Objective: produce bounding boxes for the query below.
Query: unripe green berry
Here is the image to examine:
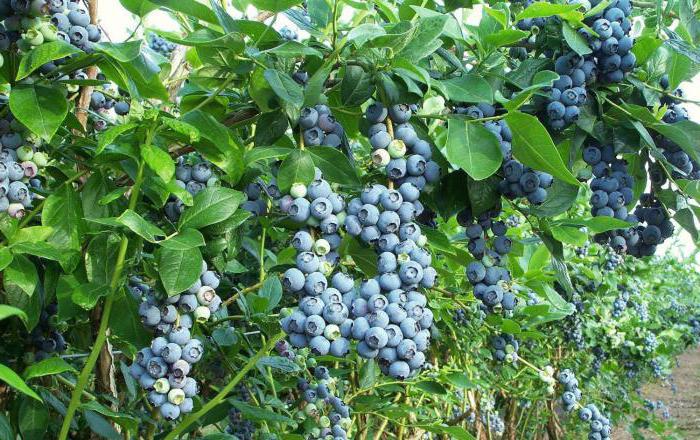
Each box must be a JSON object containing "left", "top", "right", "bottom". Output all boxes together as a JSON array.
[
  {"left": 313, "top": 239, "right": 331, "bottom": 256},
  {"left": 290, "top": 182, "right": 307, "bottom": 198},
  {"left": 16, "top": 146, "right": 33, "bottom": 161},
  {"left": 387, "top": 140, "right": 406, "bottom": 158},
  {"left": 154, "top": 378, "right": 170, "bottom": 393},
  {"left": 194, "top": 305, "right": 211, "bottom": 322},
  {"left": 416, "top": 234, "right": 428, "bottom": 247},
  {"left": 323, "top": 324, "right": 340, "bottom": 340},
  {"left": 22, "top": 28, "right": 44, "bottom": 46},
  {"left": 319, "top": 416, "right": 331, "bottom": 428},
  {"left": 168, "top": 388, "right": 186, "bottom": 405},
  {"left": 304, "top": 403, "right": 318, "bottom": 417}
]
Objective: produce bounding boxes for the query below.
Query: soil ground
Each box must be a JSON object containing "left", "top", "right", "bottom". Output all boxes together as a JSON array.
[{"left": 613, "top": 347, "right": 700, "bottom": 439}]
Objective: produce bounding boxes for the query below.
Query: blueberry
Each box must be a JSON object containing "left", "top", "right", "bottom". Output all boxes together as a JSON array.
[
  {"left": 357, "top": 341, "right": 378, "bottom": 359},
  {"left": 192, "top": 162, "right": 212, "bottom": 182},
  {"left": 289, "top": 198, "right": 311, "bottom": 222},
  {"left": 386, "top": 158, "right": 407, "bottom": 180},
  {"left": 547, "top": 101, "right": 566, "bottom": 120},
  {"left": 299, "top": 107, "right": 319, "bottom": 129},
  {"left": 389, "top": 361, "right": 410, "bottom": 379},
  {"left": 388, "top": 104, "right": 412, "bottom": 123},
  {"left": 304, "top": 271, "right": 327, "bottom": 295},
  {"left": 370, "top": 131, "right": 392, "bottom": 150},
  {"left": 366, "top": 102, "right": 388, "bottom": 123},
  {"left": 304, "top": 127, "right": 325, "bottom": 146}
]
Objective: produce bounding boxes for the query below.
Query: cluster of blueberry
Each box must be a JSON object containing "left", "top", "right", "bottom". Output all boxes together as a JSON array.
[
  {"left": 90, "top": 90, "right": 130, "bottom": 117},
  {"left": 164, "top": 156, "right": 218, "bottom": 222},
  {"left": 279, "top": 26, "right": 298, "bottom": 41},
  {"left": 634, "top": 300, "right": 649, "bottom": 321},
  {"left": 563, "top": 313, "right": 585, "bottom": 350},
  {"left": 591, "top": 346, "right": 607, "bottom": 374},
  {"left": 642, "top": 333, "right": 658, "bottom": 353},
  {"left": 243, "top": 177, "right": 283, "bottom": 216},
  {"left": 226, "top": 384, "right": 255, "bottom": 439},
  {"left": 581, "top": 0, "right": 636, "bottom": 83},
  {"left": 490, "top": 333, "right": 519, "bottom": 364},
  {"left": 649, "top": 358, "right": 663, "bottom": 378},
  {"left": 149, "top": 34, "right": 176, "bottom": 58},
  {"left": 611, "top": 283, "right": 634, "bottom": 317},
  {"left": 584, "top": 143, "right": 634, "bottom": 219},
  {"left": 0, "top": 0, "right": 99, "bottom": 58},
  {"left": 365, "top": 102, "right": 440, "bottom": 188},
  {"left": 29, "top": 303, "right": 67, "bottom": 361},
  {"left": 461, "top": 209, "right": 518, "bottom": 314},
  {"left": 48, "top": 0, "right": 101, "bottom": 51},
  {"left": 546, "top": 52, "right": 592, "bottom": 130},
  {"left": 452, "top": 103, "right": 554, "bottom": 204},
  {"left": 0, "top": 110, "right": 47, "bottom": 218},
  {"left": 557, "top": 369, "right": 583, "bottom": 412},
  {"left": 300, "top": 105, "right": 346, "bottom": 149},
  {"left": 626, "top": 193, "right": 673, "bottom": 257},
  {"left": 344, "top": 183, "right": 435, "bottom": 378},
  {"left": 578, "top": 403, "right": 613, "bottom": 440},
  {"left": 499, "top": 156, "right": 553, "bottom": 205},
  {"left": 297, "top": 367, "right": 352, "bottom": 439},
  {"left": 127, "top": 264, "right": 223, "bottom": 420},
  {"left": 477, "top": 397, "right": 505, "bottom": 436},
  {"left": 654, "top": 80, "right": 700, "bottom": 180}
]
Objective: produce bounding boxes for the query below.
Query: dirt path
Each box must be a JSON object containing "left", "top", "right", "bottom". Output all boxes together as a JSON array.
[{"left": 614, "top": 346, "right": 700, "bottom": 439}]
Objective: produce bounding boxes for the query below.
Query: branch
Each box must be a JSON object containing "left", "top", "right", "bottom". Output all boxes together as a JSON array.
[{"left": 75, "top": 0, "right": 99, "bottom": 130}]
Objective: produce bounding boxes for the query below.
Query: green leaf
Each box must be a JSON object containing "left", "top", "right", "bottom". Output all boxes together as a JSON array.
[
  {"left": 359, "top": 359, "right": 379, "bottom": 388},
  {"left": 340, "top": 235, "right": 378, "bottom": 277},
  {"left": 116, "top": 209, "right": 166, "bottom": 242},
  {"left": 245, "top": 146, "right": 293, "bottom": 165},
  {"left": 0, "top": 414, "right": 13, "bottom": 440},
  {"left": 9, "top": 84, "right": 68, "bottom": 141},
  {"left": 94, "top": 40, "right": 143, "bottom": 62},
  {"left": 230, "top": 400, "right": 293, "bottom": 423},
  {"left": 178, "top": 187, "right": 245, "bottom": 230},
  {"left": 0, "top": 247, "right": 13, "bottom": 271},
  {"left": 16, "top": 41, "right": 80, "bottom": 80},
  {"left": 141, "top": 144, "right": 175, "bottom": 183},
  {"left": 18, "top": 396, "right": 48, "bottom": 438},
  {"left": 264, "top": 41, "right": 322, "bottom": 58},
  {"left": 161, "top": 117, "right": 201, "bottom": 143},
  {"left": 303, "top": 59, "right": 335, "bottom": 107},
  {"left": 251, "top": 0, "right": 301, "bottom": 12},
  {"left": 551, "top": 225, "right": 588, "bottom": 246},
  {"left": 347, "top": 23, "right": 387, "bottom": 47},
  {"left": 0, "top": 364, "right": 41, "bottom": 401},
  {"left": 71, "top": 282, "right": 111, "bottom": 310},
  {"left": 259, "top": 276, "right": 282, "bottom": 312},
  {"left": 159, "top": 229, "right": 205, "bottom": 250},
  {"left": 256, "top": 356, "right": 300, "bottom": 373},
  {"left": 85, "top": 234, "right": 122, "bottom": 286},
  {"left": 4, "top": 254, "right": 38, "bottom": 297},
  {"left": 437, "top": 75, "right": 493, "bottom": 104},
  {"left": 96, "top": 123, "right": 138, "bottom": 155},
  {"left": 307, "top": 147, "right": 361, "bottom": 187},
  {"left": 562, "top": 22, "right": 592, "bottom": 56},
  {"left": 551, "top": 216, "right": 632, "bottom": 233},
  {"left": 528, "top": 181, "right": 579, "bottom": 217},
  {"left": 504, "top": 112, "right": 579, "bottom": 186},
  {"left": 0, "top": 304, "right": 27, "bottom": 324},
  {"left": 253, "top": 112, "right": 289, "bottom": 148},
  {"left": 446, "top": 120, "right": 502, "bottom": 180},
  {"left": 397, "top": 15, "right": 448, "bottom": 62},
  {"left": 42, "top": 180, "right": 83, "bottom": 251},
  {"left": 264, "top": 69, "right": 304, "bottom": 109},
  {"left": 277, "top": 149, "right": 315, "bottom": 193},
  {"left": 158, "top": 246, "right": 203, "bottom": 296},
  {"left": 80, "top": 401, "right": 139, "bottom": 433},
  {"left": 341, "top": 65, "right": 374, "bottom": 106},
  {"left": 516, "top": 2, "right": 580, "bottom": 20},
  {"left": 83, "top": 411, "right": 121, "bottom": 440},
  {"left": 23, "top": 357, "right": 76, "bottom": 380},
  {"left": 650, "top": 120, "right": 700, "bottom": 164},
  {"left": 484, "top": 29, "right": 529, "bottom": 49},
  {"left": 148, "top": 0, "right": 218, "bottom": 24}
]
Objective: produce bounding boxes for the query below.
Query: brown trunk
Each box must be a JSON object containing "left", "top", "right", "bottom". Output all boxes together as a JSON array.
[
  {"left": 503, "top": 398, "right": 518, "bottom": 440},
  {"left": 545, "top": 400, "right": 562, "bottom": 440},
  {"left": 467, "top": 391, "right": 488, "bottom": 440},
  {"left": 75, "top": 0, "right": 99, "bottom": 130}
]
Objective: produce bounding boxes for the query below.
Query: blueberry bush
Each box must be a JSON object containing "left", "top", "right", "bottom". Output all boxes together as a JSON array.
[{"left": 0, "top": 0, "right": 700, "bottom": 439}]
